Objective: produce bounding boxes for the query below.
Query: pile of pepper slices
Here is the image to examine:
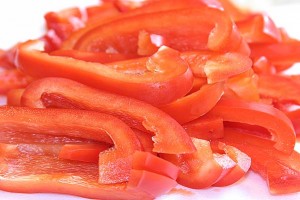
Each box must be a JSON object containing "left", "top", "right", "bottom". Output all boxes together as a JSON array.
[{"left": 1, "top": 0, "right": 300, "bottom": 199}]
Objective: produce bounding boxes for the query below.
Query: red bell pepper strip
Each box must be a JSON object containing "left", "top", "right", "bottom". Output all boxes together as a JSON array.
[
  {"left": 207, "top": 98, "right": 296, "bottom": 154},
  {"left": 200, "top": 52, "right": 252, "bottom": 83},
  {"left": 212, "top": 142, "right": 251, "bottom": 187},
  {"left": 236, "top": 13, "right": 281, "bottom": 43},
  {"left": 0, "top": 106, "right": 142, "bottom": 184},
  {"left": 266, "top": 161, "right": 300, "bottom": 194},
  {"left": 62, "top": 0, "right": 225, "bottom": 51},
  {"left": 181, "top": 51, "right": 252, "bottom": 83},
  {"left": 160, "top": 82, "right": 224, "bottom": 124},
  {"left": 250, "top": 42, "right": 300, "bottom": 68},
  {"left": 59, "top": 143, "right": 111, "bottom": 163},
  {"left": 16, "top": 40, "right": 193, "bottom": 105},
  {"left": 217, "top": 127, "right": 300, "bottom": 194},
  {"left": 212, "top": 153, "right": 236, "bottom": 184},
  {"left": 127, "top": 169, "right": 177, "bottom": 198},
  {"left": 21, "top": 77, "right": 196, "bottom": 154},
  {"left": 258, "top": 74, "right": 300, "bottom": 105},
  {"left": 183, "top": 116, "right": 224, "bottom": 140},
  {"left": 132, "top": 151, "right": 179, "bottom": 180},
  {"left": 161, "top": 138, "right": 223, "bottom": 189},
  {"left": 73, "top": 7, "right": 243, "bottom": 54},
  {"left": 0, "top": 153, "right": 151, "bottom": 200}
]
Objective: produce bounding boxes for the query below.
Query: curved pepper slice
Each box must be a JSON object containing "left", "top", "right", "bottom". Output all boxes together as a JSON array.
[
  {"left": 73, "top": 7, "right": 242, "bottom": 53},
  {"left": 236, "top": 13, "right": 281, "bottom": 43},
  {"left": 208, "top": 98, "right": 296, "bottom": 154},
  {"left": 61, "top": 0, "right": 224, "bottom": 50},
  {"left": 160, "top": 82, "right": 224, "bottom": 124},
  {"left": 212, "top": 142, "right": 251, "bottom": 187},
  {"left": 181, "top": 51, "right": 252, "bottom": 83},
  {"left": 21, "top": 77, "right": 196, "bottom": 154},
  {"left": 161, "top": 138, "right": 223, "bottom": 189},
  {"left": 16, "top": 40, "right": 193, "bottom": 105},
  {"left": 0, "top": 106, "right": 141, "bottom": 184}
]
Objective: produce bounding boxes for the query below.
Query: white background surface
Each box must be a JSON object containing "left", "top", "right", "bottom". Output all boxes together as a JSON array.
[{"left": 1, "top": 0, "right": 300, "bottom": 200}]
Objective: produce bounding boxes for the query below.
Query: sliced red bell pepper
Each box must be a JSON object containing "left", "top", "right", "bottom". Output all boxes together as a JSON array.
[
  {"left": 132, "top": 151, "right": 179, "bottom": 180},
  {"left": 161, "top": 138, "right": 223, "bottom": 189},
  {"left": 16, "top": 40, "right": 193, "bottom": 105},
  {"left": 183, "top": 116, "right": 224, "bottom": 140},
  {"left": 62, "top": 0, "right": 225, "bottom": 50},
  {"left": 212, "top": 142, "right": 251, "bottom": 187},
  {"left": 207, "top": 98, "right": 296, "bottom": 154},
  {"left": 0, "top": 106, "right": 142, "bottom": 184},
  {"left": 266, "top": 161, "right": 300, "bottom": 194},
  {"left": 258, "top": 74, "right": 300, "bottom": 105},
  {"left": 212, "top": 153, "right": 236, "bottom": 184},
  {"left": 21, "top": 77, "right": 196, "bottom": 154},
  {"left": 181, "top": 51, "right": 252, "bottom": 83},
  {"left": 73, "top": 7, "right": 243, "bottom": 54},
  {"left": 160, "top": 82, "right": 224, "bottom": 124},
  {"left": 250, "top": 42, "right": 300, "bottom": 68},
  {"left": 0, "top": 153, "right": 151, "bottom": 200},
  {"left": 217, "top": 127, "right": 300, "bottom": 194},
  {"left": 59, "top": 143, "right": 111, "bottom": 163},
  {"left": 127, "top": 169, "right": 177, "bottom": 198},
  {"left": 201, "top": 52, "right": 252, "bottom": 83},
  {"left": 236, "top": 13, "right": 281, "bottom": 43}
]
